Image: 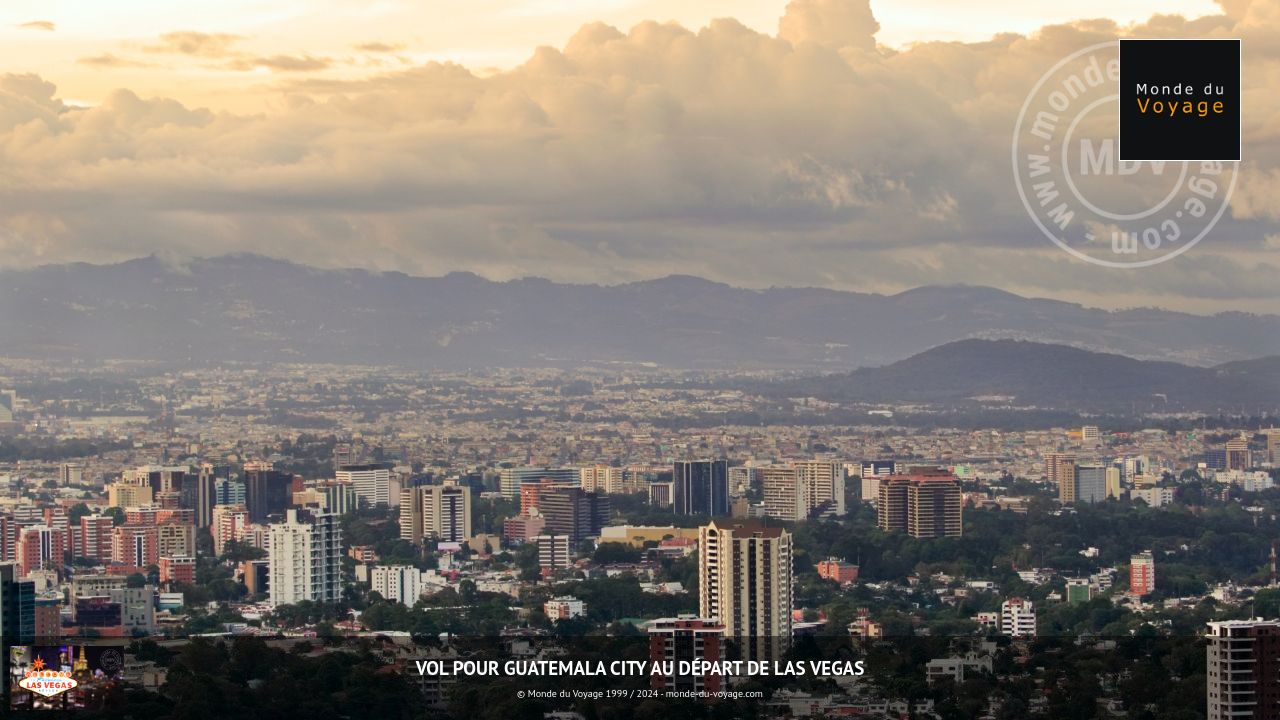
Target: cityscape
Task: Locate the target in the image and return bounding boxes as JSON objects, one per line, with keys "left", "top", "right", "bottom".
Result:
{"left": 0, "top": 357, "right": 1277, "bottom": 718}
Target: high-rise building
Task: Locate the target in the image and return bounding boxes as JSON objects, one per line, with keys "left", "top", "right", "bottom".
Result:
{"left": 0, "top": 563, "right": 35, "bottom": 693}
{"left": 760, "top": 462, "right": 847, "bottom": 520}
{"left": 78, "top": 515, "right": 115, "bottom": 564}
{"left": 129, "top": 465, "right": 190, "bottom": 497}
{"left": 859, "top": 461, "right": 896, "bottom": 504}
{"left": 540, "top": 487, "right": 610, "bottom": 545}
{"left": 268, "top": 509, "right": 343, "bottom": 606}
{"left": 1045, "top": 453, "right": 1078, "bottom": 503}
{"left": 371, "top": 565, "right": 424, "bottom": 606}
{"left": 1266, "top": 430, "right": 1280, "bottom": 465}
{"left": 244, "top": 461, "right": 295, "bottom": 522}
{"left": 499, "top": 467, "right": 580, "bottom": 500}
{"left": 536, "top": 534, "right": 572, "bottom": 576}
{"left": 1000, "top": 597, "right": 1036, "bottom": 637}
{"left": 1105, "top": 467, "right": 1123, "bottom": 499}
{"left": 157, "top": 522, "right": 195, "bottom": 559}
{"left": 195, "top": 463, "right": 234, "bottom": 529}
{"left": 674, "top": 460, "right": 729, "bottom": 516}
{"left": 107, "top": 482, "right": 154, "bottom": 508}
{"left": 159, "top": 555, "right": 196, "bottom": 585}
{"left": 876, "top": 470, "right": 963, "bottom": 538}
{"left": 59, "top": 463, "right": 84, "bottom": 487}
{"left": 111, "top": 524, "right": 159, "bottom": 569}
{"left": 579, "top": 465, "right": 624, "bottom": 494}
{"left": 648, "top": 481, "right": 674, "bottom": 508}
{"left": 698, "top": 520, "right": 792, "bottom": 662}
{"left": 400, "top": 481, "right": 473, "bottom": 544}
{"left": 1074, "top": 464, "right": 1108, "bottom": 504}
{"left": 294, "top": 480, "right": 356, "bottom": 516}
{"left": 17, "top": 525, "right": 64, "bottom": 576}
{"left": 212, "top": 504, "right": 251, "bottom": 556}
{"left": 337, "top": 463, "right": 395, "bottom": 508}
{"left": 1130, "top": 551, "right": 1155, "bottom": 597}
{"left": 1206, "top": 620, "right": 1280, "bottom": 720}
{"left": 1226, "top": 436, "right": 1251, "bottom": 472}
{"left": 647, "top": 616, "right": 725, "bottom": 694}
{"left": 1081, "top": 425, "right": 1101, "bottom": 445}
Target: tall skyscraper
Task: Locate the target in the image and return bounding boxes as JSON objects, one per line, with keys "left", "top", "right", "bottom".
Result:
{"left": 698, "top": 520, "right": 792, "bottom": 662}
{"left": 539, "top": 487, "right": 610, "bottom": 544}
{"left": 1045, "top": 453, "right": 1077, "bottom": 503}
{"left": 400, "top": 481, "right": 473, "bottom": 544}
{"left": 244, "top": 461, "right": 295, "bottom": 522}
{"left": 1206, "top": 620, "right": 1280, "bottom": 720}
{"left": 268, "top": 509, "right": 343, "bottom": 606}
{"left": 1074, "top": 464, "right": 1107, "bottom": 504}
{"left": 674, "top": 460, "right": 729, "bottom": 516}
{"left": 196, "top": 463, "right": 234, "bottom": 528}
{"left": 1130, "top": 551, "right": 1155, "bottom": 597}
{"left": 876, "top": 470, "right": 963, "bottom": 538}
{"left": 0, "top": 563, "right": 35, "bottom": 696}
{"left": 760, "top": 462, "right": 847, "bottom": 520}
{"left": 338, "top": 463, "right": 395, "bottom": 508}
{"left": 78, "top": 515, "right": 115, "bottom": 564}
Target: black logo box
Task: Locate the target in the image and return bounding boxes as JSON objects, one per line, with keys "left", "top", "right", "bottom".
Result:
{"left": 1119, "top": 38, "right": 1241, "bottom": 161}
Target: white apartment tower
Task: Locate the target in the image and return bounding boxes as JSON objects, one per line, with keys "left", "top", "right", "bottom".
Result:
{"left": 698, "top": 520, "right": 793, "bottom": 662}
{"left": 268, "top": 509, "right": 343, "bottom": 606}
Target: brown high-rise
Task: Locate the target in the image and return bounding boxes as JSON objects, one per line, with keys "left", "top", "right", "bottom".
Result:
{"left": 1207, "top": 620, "right": 1280, "bottom": 719}
{"left": 877, "top": 469, "right": 962, "bottom": 538}
{"left": 1045, "top": 453, "right": 1078, "bottom": 503}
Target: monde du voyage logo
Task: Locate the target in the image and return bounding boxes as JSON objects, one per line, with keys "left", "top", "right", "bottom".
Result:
{"left": 18, "top": 657, "right": 78, "bottom": 699}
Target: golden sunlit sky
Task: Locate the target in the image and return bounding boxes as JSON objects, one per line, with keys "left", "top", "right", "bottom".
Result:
{"left": 1, "top": 0, "right": 1278, "bottom": 314}
{"left": 2, "top": 0, "right": 1222, "bottom": 109}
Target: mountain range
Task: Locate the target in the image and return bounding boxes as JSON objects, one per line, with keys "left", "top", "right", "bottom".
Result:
{"left": 774, "top": 339, "right": 1280, "bottom": 413}
{"left": 1, "top": 254, "right": 1278, "bottom": 370}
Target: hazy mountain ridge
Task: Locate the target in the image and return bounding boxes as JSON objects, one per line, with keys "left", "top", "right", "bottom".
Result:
{"left": 2, "top": 254, "right": 1278, "bottom": 370}
{"left": 776, "top": 339, "right": 1280, "bottom": 413}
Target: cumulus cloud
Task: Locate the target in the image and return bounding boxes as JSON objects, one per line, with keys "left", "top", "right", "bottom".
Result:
{"left": 18, "top": 21, "right": 55, "bottom": 32}
{"left": 1, "top": 0, "right": 1280, "bottom": 312}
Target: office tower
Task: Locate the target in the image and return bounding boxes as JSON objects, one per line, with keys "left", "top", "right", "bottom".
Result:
{"left": 760, "top": 466, "right": 808, "bottom": 521}
{"left": 17, "top": 526, "right": 64, "bottom": 576}
{"left": 1081, "top": 425, "right": 1101, "bottom": 445}
{"left": 1105, "top": 467, "right": 1123, "bottom": 499}
{"left": 877, "top": 470, "right": 963, "bottom": 538}
{"left": 107, "top": 482, "right": 154, "bottom": 508}
{"left": 79, "top": 515, "right": 115, "bottom": 564}
{"left": 1000, "top": 597, "right": 1036, "bottom": 637}
{"left": 648, "top": 481, "right": 674, "bottom": 508}
{"left": 129, "top": 465, "right": 190, "bottom": 496}
{"left": 295, "top": 480, "right": 356, "bottom": 516}
{"left": 401, "top": 482, "right": 473, "bottom": 545}
{"left": 499, "top": 467, "right": 580, "bottom": 500}
{"left": 698, "top": 520, "right": 793, "bottom": 662}
{"left": 536, "top": 534, "right": 572, "bottom": 575}
{"left": 59, "top": 463, "right": 84, "bottom": 487}
{"left": 157, "top": 522, "right": 195, "bottom": 559}
{"left": 337, "top": 462, "right": 395, "bottom": 508}
{"left": 111, "top": 525, "right": 159, "bottom": 568}
{"left": 1206, "top": 620, "right": 1280, "bottom": 720}
{"left": 1226, "top": 436, "right": 1251, "bottom": 472}
{"left": 1074, "top": 464, "right": 1107, "bottom": 504}
{"left": 371, "top": 565, "right": 424, "bottom": 606}
{"left": 539, "top": 487, "right": 610, "bottom": 545}
{"left": 211, "top": 504, "right": 251, "bottom": 556}
{"left": 1267, "top": 430, "right": 1280, "bottom": 465}
{"left": 0, "top": 563, "right": 35, "bottom": 694}
{"left": 196, "top": 463, "right": 235, "bottom": 528}
{"left": 579, "top": 465, "right": 623, "bottom": 494}
{"left": 1130, "top": 551, "right": 1155, "bottom": 597}
{"left": 268, "top": 509, "right": 343, "bottom": 606}
{"left": 673, "top": 460, "right": 729, "bottom": 516}
{"left": 1045, "top": 453, "right": 1077, "bottom": 503}
{"left": 244, "top": 461, "right": 294, "bottom": 522}
{"left": 647, "top": 616, "right": 725, "bottom": 694}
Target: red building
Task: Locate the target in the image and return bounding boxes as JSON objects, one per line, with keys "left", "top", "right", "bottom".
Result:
{"left": 159, "top": 555, "right": 196, "bottom": 585}
{"left": 112, "top": 524, "right": 159, "bottom": 569}
{"left": 816, "top": 558, "right": 860, "bottom": 585}
{"left": 17, "top": 525, "right": 65, "bottom": 576}
{"left": 647, "top": 616, "right": 724, "bottom": 694}
{"left": 79, "top": 515, "right": 115, "bottom": 563}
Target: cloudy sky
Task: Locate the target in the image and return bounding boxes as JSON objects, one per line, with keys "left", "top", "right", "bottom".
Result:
{"left": 1, "top": 0, "right": 1278, "bottom": 313}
